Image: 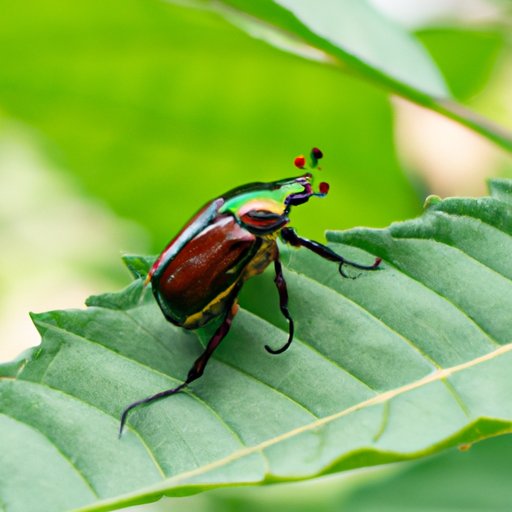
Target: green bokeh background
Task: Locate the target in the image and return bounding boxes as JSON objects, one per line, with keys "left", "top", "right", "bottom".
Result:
{"left": 0, "top": 0, "right": 422, "bottom": 252}
{"left": 1, "top": 1, "right": 509, "bottom": 253}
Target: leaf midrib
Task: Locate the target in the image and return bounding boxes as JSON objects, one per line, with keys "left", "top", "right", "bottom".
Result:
{"left": 75, "top": 341, "right": 512, "bottom": 512}
{"left": 29, "top": 318, "right": 249, "bottom": 467}
{"left": 28, "top": 316, "right": 337, "bottom": 472}
{"left": 282, "top": 268, "right": 474, "bottom": 421}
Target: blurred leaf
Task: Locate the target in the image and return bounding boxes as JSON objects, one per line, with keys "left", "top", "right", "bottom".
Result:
{"left": 183, "top": 0, "right": 512, "bottom": 151}
{"left": 0, "top": 0, "right": 420, "bottom": 251}
{"left": 193, "top": 0, "right": 449, "bottom": 97}
{"left": 340, "top": 434, "right": 512, "bottom": 512}
{"left": 2, "top": 179, "right": 512, "bottom": 511}
{"left": 417, "top": 28, "right": 506, "bottom": 101}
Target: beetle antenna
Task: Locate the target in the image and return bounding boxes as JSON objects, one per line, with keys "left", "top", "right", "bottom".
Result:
{"left": 313, "top": 182, "right": 329, "bottom": 197}
{"left": 294, "top": 154, "right": 307, "bottom": 169}
{"left": 309, "top": 147, "right": 323, "bottom": 169}
{"left": 293, "top": 147, "right": 323, "bottom": 172}
{"left": 293, "top": 148, "right": 328, "bottom": 197}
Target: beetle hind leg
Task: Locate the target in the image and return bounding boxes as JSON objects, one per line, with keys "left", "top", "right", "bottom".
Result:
{"left": 265, "top": 254, "right": 295, "bottom": 355}
{"left": 119, "top": 302, "right": 239, "bottom": 437}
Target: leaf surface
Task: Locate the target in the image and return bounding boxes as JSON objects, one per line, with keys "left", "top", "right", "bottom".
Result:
{"left": 1, "top": 180, "right": 512, "bottom": 512}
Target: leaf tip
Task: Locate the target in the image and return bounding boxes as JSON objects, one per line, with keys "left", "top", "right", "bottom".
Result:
{"left": 122, "top": 254, "right": 156, "bottom": 280}
{"left": 423, "top": 194, "right": 442, "bottom": 209}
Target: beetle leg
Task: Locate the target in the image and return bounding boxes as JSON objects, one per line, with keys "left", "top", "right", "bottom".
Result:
{"left": 265, "top": 254, "right": 295, "bottom": 355}
{"left": 281, "top": 227, "right": 381, "bottom": 277}
{"left": 119, "top": 301, "right": 239, "bottom": 437}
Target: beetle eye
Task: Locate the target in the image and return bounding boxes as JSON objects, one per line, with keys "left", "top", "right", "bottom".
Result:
{"left": 240, "top": 209, "right": 288, "bottom": 232}
{"left": 245, "top": 210, "right": 282, "bottom": 221}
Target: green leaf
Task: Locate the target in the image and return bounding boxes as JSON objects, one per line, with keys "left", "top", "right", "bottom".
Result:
{"left": 183, "top": 0, "right": 512, "bottom": 151}
{"left": 416, "top": 28, "right": 506, "bottom": 101}
{"left": 2, "top": 179, "right": 512, "bottom": 512}
{"left": 340, "top": 434, "right": 512, "bottom": 512}
{"left": 208, "top": 0, "right": 449, "bottom": 97}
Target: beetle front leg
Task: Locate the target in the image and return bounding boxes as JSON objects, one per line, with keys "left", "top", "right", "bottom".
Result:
{"left": 119, "top": 301, "right": 239, "bottom": 436}
{"left": 281, "top": 227, "right": 381, "bottom": 278}
{"left": 265, "top": 253, "right": 295, "bottom": 355}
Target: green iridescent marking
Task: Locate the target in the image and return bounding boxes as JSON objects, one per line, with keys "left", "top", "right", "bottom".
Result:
{"left": 219, "top": 182, "right": 304, "bottom": 215}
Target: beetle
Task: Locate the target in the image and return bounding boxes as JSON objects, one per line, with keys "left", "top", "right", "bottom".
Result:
{"left": 119, "top": 148, "right": 381, "bottom": 434}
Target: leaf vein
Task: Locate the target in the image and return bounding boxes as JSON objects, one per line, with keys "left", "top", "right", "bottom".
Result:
{"left": 0, "top": 410, "right": 99, "bottom": 498}
{"left": 327, "top": 242, "right": 500, "bottom": 349}
{"left": 123, "top": 307, "right": 318, "bottom": 424}
{"left": 76, "top": 342, "right": 512, "bottom": 512}
{"left": 288, "top": 267, "right": 441, "bottom": 370}
{"left": 380, "top": 256, "right": 502, "bottom": 347}
{"left": 391, "top": 232, "right": 512, "bottom": 283}
{"left": 441, "top": 378, "right": 471, "bottom": 419}
{"left": 433, "top": 205, "right": 512, "bottom": 236}
{"left": 35, "top": 318, "right": 269, "bottom": 470}
{"left": 214, "top": 357, "right": 319, "bottom": 419}
{"left": 4, "top": 374, "right": 166, "bottom": 480}
{"left": 242, "top": 308, "right": 377, "bottom": 394}
{"left": 286, "top": 266, "right": 472, "bottom": 412}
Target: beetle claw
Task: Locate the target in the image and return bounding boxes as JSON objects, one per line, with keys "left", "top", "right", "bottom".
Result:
{"left": 265, "top": 341, "right": 291, "bottom": 355}
{"left": 338, "top": 262, "right": 352, "bottom": 279}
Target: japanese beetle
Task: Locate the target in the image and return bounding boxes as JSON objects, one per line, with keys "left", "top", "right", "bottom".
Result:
{"left": 120, "top": 149, "right": 381, "bottom": 434}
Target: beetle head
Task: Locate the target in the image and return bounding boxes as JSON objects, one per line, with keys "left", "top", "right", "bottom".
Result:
{"left": 277, "top": 147, "right": 329, "bottom": 208}
{"left": 220, "top": 148, "right": 329, "bottom": 218}
{"left": 282, "top": 173, "right": 330, "bottom": 208}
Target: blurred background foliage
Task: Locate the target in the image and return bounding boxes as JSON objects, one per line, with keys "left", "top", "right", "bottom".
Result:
{"left": 0, "top": 0, "right": 421, "bottom": 245}
{"left": 1, "top": 0, "right": 512, "bottom": 510}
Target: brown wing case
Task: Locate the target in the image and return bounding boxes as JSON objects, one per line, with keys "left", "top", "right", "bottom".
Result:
{"left": 152, "top": 214, "right": 261, "bottom": 328}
